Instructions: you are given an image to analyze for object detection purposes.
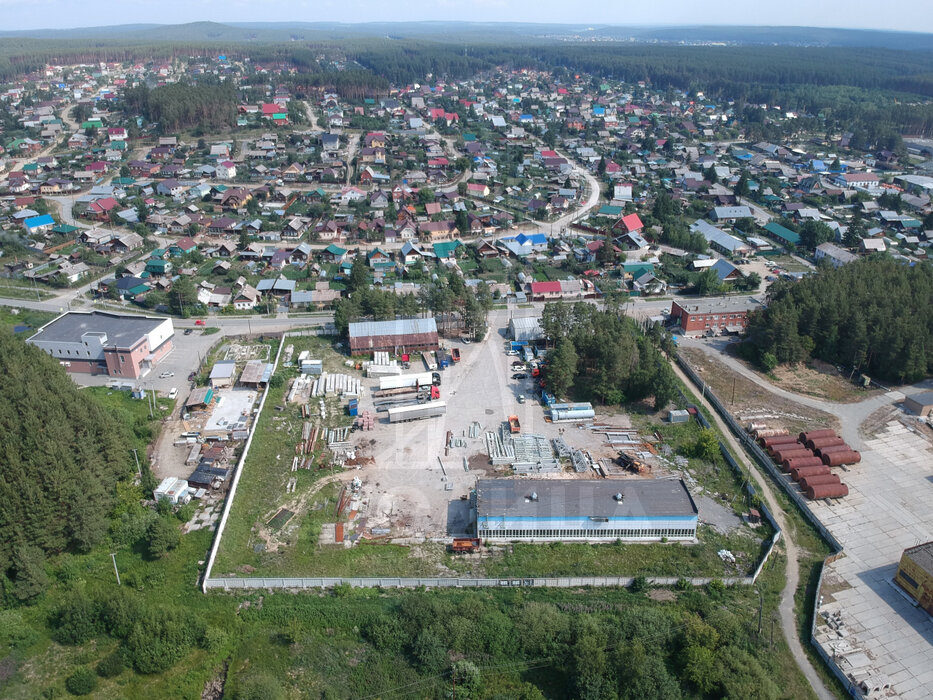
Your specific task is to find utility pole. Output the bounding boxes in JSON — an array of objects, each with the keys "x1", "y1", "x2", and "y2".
[
  {"x1": 132, "y1": 448, "x2": 141, "y2": 478},
  {"x1": 731, "y1": 377, "x2": 736, "y2": 406},
  {"x1": 756, "y1": 587, "x2": 763, "y2": 637},
  {"x1": 110, "y1": 552, "x2": 121, "y2": 585}
]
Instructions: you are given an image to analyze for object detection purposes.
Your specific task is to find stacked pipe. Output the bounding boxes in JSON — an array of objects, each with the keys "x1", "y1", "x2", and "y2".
[
  {"x1": 799, "y1": 473, "x2": 841, "y2": 490},
  {"x1": 807, "y1": 483, "x2": 849, "y2": 499},
  {"x1": 791, "y1": 465, "x2": 831, "y2": 482},
  {"x1": 782, "y1": 456, "x2": 823, "y2": 472},
  {"x1": 760, "y1": 434, "x2": 799, "y2": 450},
  {"x1": 821, "y1": 451, "x2": 862, "y2": 466}
]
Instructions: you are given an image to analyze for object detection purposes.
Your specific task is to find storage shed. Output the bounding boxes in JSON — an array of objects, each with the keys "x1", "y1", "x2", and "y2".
[
  {"x1": 904, "y1": 391, "x2": 933, "y2": 417},
  {"x1": 209, "y1": 360, "x2": 236, "y2": 388},
  {"x1": 508, "y1": 316, "x2": 544, "y2": 343}
]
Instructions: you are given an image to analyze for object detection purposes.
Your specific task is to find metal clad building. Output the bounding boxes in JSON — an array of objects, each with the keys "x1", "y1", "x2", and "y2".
[
  {"x1": 475, "y1": 478, "x2": 698, "y2": 541},
  {"x1": 509, "y1": 316, "x2": 544, "y2": 343},
  {"x1": 348, "y1": 318, "x2": 439, "y2": 355}
]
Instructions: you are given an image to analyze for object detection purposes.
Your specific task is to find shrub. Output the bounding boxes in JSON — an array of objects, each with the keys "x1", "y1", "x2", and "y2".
[
  {"x1": 630, "y1": 576, "x2": 650, "y2": 594},
  {"x1": 147, "y1": 517, "x2": 180, "y2": 558},
  {"x1": 64, "y1": 667, "x2": 97, "y2": 696},
  {"x1": 234, "y1": 674, "x2": 285, "y2": 700},
  {"x1": 51, "y1": 592, "x2": 100, "y2": 645},
  {"x1": 96, "y1": 650, "x2": 125, "y2": 678},
  {"x1": 125, "y1": 608, "x2": 196, "y2": 674}
]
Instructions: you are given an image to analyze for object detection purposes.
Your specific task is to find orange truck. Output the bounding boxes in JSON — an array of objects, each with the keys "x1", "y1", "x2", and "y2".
[
  {"x1": 508, "y1": 415, "x2": 521, "y2": 434},
  {"x1": 451, "y1": 348, "x2": 461, "y2": 363}
]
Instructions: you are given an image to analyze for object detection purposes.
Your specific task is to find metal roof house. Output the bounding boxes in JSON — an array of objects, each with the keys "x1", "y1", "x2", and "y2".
[
  {"x1": 348, "y1": 318, "x2": 439, "y2": 355},
  {"x1": 690, "y1": 219, "x2": 751, "y2": 255},
  {"x1": 475, "y1": 478, "x2": 698, "y2": 542}
]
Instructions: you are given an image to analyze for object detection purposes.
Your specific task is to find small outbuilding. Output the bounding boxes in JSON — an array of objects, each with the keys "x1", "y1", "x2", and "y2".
[
  {"x1": 209, "y1": 361, "x2": 236, "y2": 388},
  {"x1": 903, "y1": 391, "x2": 933, "y2": 417}
]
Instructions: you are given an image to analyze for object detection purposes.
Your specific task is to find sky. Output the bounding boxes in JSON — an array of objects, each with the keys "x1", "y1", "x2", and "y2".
[{"x1": 1, "y1": 0, "x2": 932, "y2": 34}]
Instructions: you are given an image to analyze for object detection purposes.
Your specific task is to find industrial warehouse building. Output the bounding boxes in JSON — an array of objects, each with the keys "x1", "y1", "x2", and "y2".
[
  {"x1": 895, "y1": 541, "x2": 933, "y2": 614},
  {"x1": 670, "y1": 297, "x2": 761, "y2": 336},
  {"x1": 475, "y1": 478, "x2": 698, "y2": 542},
  {"x1": 348, "y1": 318, "x2": 439, "y2": 355},
  {"x1": 27, "y1": 311, "x2": 174, "y2": 378},
  {"x1": 509, "y1": 316, "x2": 544, "y2": 343}
]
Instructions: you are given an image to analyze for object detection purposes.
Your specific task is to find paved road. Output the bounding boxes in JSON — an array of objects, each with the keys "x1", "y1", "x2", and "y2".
[{"x1": 670, "y1": 359, "x2": 836, "y2": 700}]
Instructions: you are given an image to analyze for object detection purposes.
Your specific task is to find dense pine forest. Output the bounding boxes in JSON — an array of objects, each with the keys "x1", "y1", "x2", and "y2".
[
  {"x1": 744, "y1": 258, "x2": 933, "y2": 384},
  {"x1": 0, "y1": 329, "x2": 138, "y2": 600},
  {"x1": 540, "y1": 302, "x2": 679, "y2": 409}
]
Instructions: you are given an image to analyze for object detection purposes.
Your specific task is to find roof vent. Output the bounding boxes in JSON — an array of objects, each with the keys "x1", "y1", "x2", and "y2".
[
  {"x1": 530, "y1": 492, "x2": 538, "y2": 502},
  {"x1": 614, "y1": 492, "x2": 624, "y2": 502}
]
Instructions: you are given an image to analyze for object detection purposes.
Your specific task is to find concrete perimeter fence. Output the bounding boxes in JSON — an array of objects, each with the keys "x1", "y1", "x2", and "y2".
[
  {"x1": 203, "y1": 575, "x2": 754, "y2": 591},
  {"x1": 198, "y1": 338, "x2": 779, "y2": 595},
  {"x1": 200, "y1": 333, "x2": 286, "y2": 593},
  {"x1": 675, "y1": 355, "x2": 856, "y2": 696}
]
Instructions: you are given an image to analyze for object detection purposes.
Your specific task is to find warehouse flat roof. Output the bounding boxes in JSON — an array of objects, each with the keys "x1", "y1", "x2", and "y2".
[
  {"x1": 672, "y1": 297, "x2": 761, "y2": 315},
  {"x1": 475, "y1": 478, "x2": 698, "y2": 519},
  {"x1": 28, "y1": 311, "x2": 167, "y2": 349}
]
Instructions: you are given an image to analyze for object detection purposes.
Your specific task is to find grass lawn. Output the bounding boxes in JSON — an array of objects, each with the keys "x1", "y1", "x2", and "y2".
[{"x1": 0, "y1": 307, "x2": 57, "y2": 336}]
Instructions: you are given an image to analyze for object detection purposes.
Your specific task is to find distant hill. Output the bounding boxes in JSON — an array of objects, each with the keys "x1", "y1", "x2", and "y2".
[{"x1": 0, "y1": 21, "x2": 932, "y2": 50}]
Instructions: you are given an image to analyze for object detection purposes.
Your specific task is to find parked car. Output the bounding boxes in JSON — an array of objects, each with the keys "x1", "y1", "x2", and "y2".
[
  {"x1": 168, "y1": 387, "x2": 178, "y2": 399},
  {"x1": 517, "y1": 394, "x2": 526, "y2": 403},
  {"x1": 184, "y1": 328, "x2": 193, "y2": 335},
  {"x1": 506, "y1": 349, "x2": 519, "y2": 356},
  {"x1": 511, "y1": 361, "x2": 525, "y2": 368},
  {"x1": 512, "y1": 372, "x2": 528, "y2": 379},
  {"x1": 159, "y1": 371, "x2": 174, "y2": 378},
  {"x1": 461, "y1": 337, "x2": 472, "y2": 344}
]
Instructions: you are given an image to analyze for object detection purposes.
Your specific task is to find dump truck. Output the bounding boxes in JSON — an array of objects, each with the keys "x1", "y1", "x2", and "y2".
[
  {"x1": 450, "y1": 538, "x2": 482, "y2": 553},
  {"x1": 387, "y1": 401, "x2": 447, "y2": 423},
  {"x1": 378, "y1": 372, "x2": 441, "y2": 391},
  {"x1": 423, "y1": 350, "x2": 438, "y2": 371},
  {"x1": 451, "y1": 348, "x2": 461, "y2": 363},
  {"x1": 508, "y1": 415, "x2": 521, "y2": 433}
]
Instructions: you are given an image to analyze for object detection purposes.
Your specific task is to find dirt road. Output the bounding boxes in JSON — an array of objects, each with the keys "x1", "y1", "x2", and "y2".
[{"x1": 671, "y1": 360, "x2": 835, "y2": 700}]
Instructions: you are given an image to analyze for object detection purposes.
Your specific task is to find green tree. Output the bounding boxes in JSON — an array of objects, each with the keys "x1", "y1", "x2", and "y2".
[
  {"x1": 798, "y1": 220, "x2": 834, "y2": 251},
  {"x1": 548, "y1": 338, "x2": 578, "y2": 399},
  {"x1": 11, "y1": 543, "x2": 49, "y2": 602},
  {"x1": 168, "y1": 277, "x2": 197, "y2": 317},
  {"x1": 147, "y1": 517, "x2": 180, "y2": 558},
  {"x1": 597, "y1": 155, "x2": 606, "y2": 176},
  {"x1": 691, "y1": 429, "x2": 720, "y2": 461}
]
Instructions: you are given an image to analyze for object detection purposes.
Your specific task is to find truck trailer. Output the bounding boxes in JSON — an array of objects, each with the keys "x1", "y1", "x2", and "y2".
[
  {"x1": 378, "y1": 372, "x2": 441, "y2": 391},
  {"x1": 387, "y1": 401, "x2": 447, "y2": 423},
  {"x1": 423, "y1": 351, "x2": 439, "y2": 371}
]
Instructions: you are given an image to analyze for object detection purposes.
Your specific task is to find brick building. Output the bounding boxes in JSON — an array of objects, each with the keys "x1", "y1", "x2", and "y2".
[
  {"x1": 348, "y1": 318, "x2": 439, "y2": 356},
  {"x1": 28, "y1": 311, "x2": 174, "y2": 378},
  {"x1": 670, "y1": 298, "x2": 761, "y2": 336}
]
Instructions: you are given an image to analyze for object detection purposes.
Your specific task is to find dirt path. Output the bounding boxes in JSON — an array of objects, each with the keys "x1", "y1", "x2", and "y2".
[{"x1": 671, "y1": 361, "x2": 835, "y2": 700}]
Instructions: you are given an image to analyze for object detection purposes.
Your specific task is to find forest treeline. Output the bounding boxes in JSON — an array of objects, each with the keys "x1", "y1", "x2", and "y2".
[
  {"x1": 121, "y1": 82, "x2": 237, "y2": 132},
  {"x1": 744, "y1": 257, "x2": 933, "y2": 383},
  {"x1": 0, "y1": 329, "x2": 137, "y2": 601},
  {"x1": 540, "y1": 302, "x2": 678, "y2": 409}
]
